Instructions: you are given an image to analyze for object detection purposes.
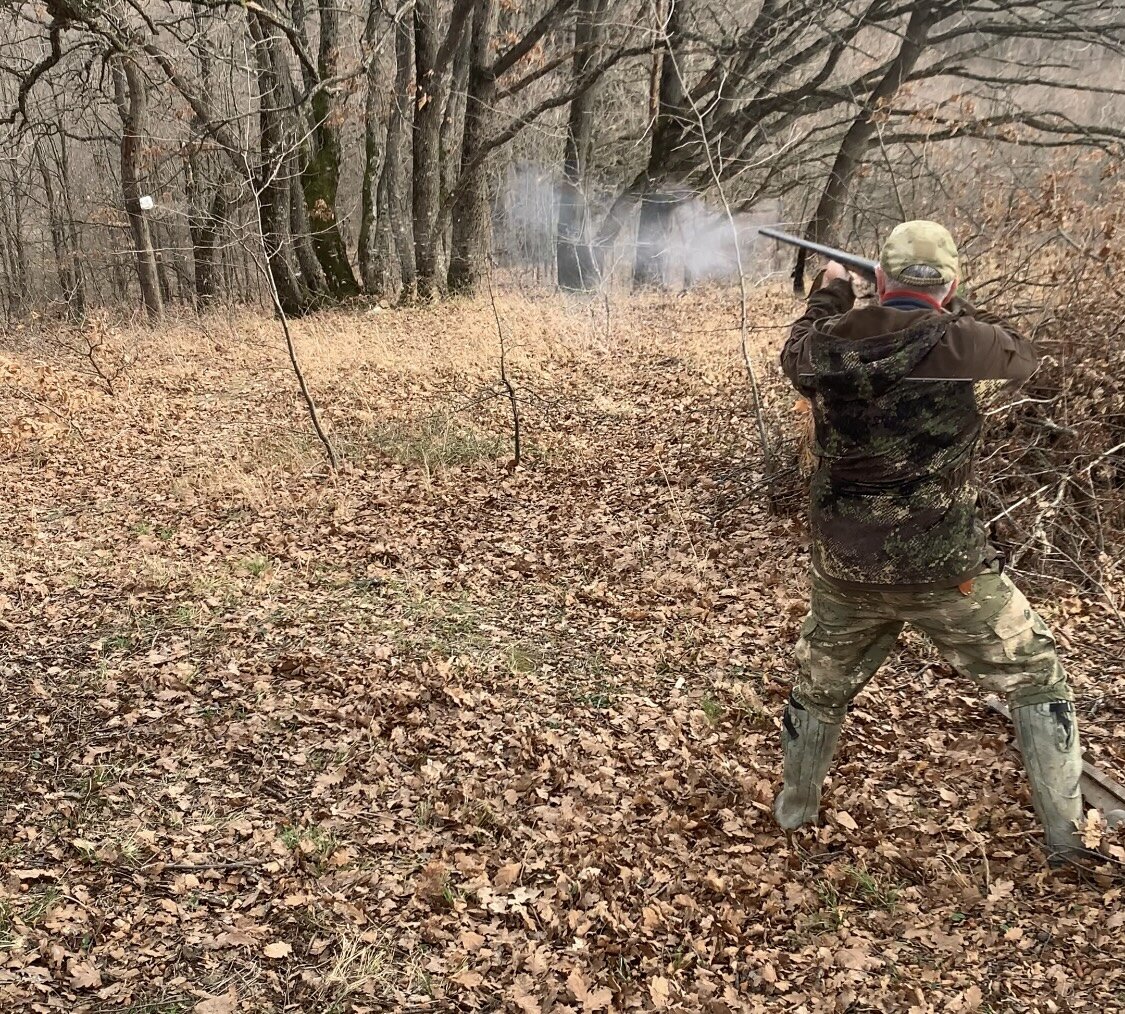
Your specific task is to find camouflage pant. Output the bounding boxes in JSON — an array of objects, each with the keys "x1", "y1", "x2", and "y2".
[{"x1": 793, "y1": 568, "x2": 1072, "y2": 723}]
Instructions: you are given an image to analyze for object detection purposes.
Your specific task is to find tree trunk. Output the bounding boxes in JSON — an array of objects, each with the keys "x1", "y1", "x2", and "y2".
[
  {"x1": 36, "y1": 142, "x2": 85, "y2": 318},
  {"x1": 290, "y1": 0, "x2": 319, "y2": 96},
  {"x1": 111, "y1": 57, "x2": 163, "y2": 321},
  {"x1": 634, "y1": 192, "x2": 678, "y2": 287},
  {"x1": 59, "y1": 133, "x2": 87, "y2": 317},
  {"x1": 8, "y1": 158, "x2": 32, "y2": 312},
  {"x1": 188, "y1": 0, "x2": 223, "y2": 308},
  {"x1": 13, "y1": 189, "x2": 30, "y2": 307},
  {"x1": 187, "y1": 137, "x2": 226, "y2": 308},
  {"x1": 447, "y1": 0, "x2": 498, "y2": 295},
  {"x1": 411, "y1": 0, "x2": 474, "y2": 300},
  {"x1": 557, "y1": 0, "x2": 605, "y2": 292},
  {"x1": 440, "y1": 26, "x2": 473, "y2": 277},
  {"x1": 191, "y1": 186, "x2": 225, "y2": 306},
  {"x1": 412, "y1": 0, "x2": 444, "y2": 299},
  {"x1": 248, "y1": 10, "x2": 311, "y2": 316},
  {"x1": 797, "y1": 8, "x2": 932, "y2": 286},
  {"x1": 372, "y1": 167, "x2": 398, "y2": 297},
  {"x1": 303, "y1": 0, "x2": 361, "y2": 298},
  {"x1": 290, "y1": 162, "x2": 330, "y2": 296},
  {"x1": 358, "y1": 1, "x2": 394, "y2": 296},
  {"x1": 632, "y1": 0, "x2": 686, "y2": 289},
  {"x1": 0, "y1": 231, "x2": 15, "y2": 324},
  {"x1": 154, "y1": 221, "x2": 174, "y2": 303},
  {"x1": 0, "y1": 160, "x2": 29, "y2": 318},
  {"x1": 263, "y1": 20, "x2": 330, "y2": 301},
  {"x1": 385, "y1": 15, "x2": 416, "y2": 301}
]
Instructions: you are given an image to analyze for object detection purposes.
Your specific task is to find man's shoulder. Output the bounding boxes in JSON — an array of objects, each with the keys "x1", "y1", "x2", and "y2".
[
  {"x1": 914, "y1": 313, "x2": 1034, "y2": 382},
  {"x1": 825, "y1": 304, "x2": 1031, "y2": 382},
  {"x1": 827, "y1": 304, "x2": 937, "y2": 341}
]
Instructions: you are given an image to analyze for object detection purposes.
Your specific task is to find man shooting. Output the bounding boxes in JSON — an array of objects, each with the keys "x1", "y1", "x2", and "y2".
[{"x1": 775, "y1": 220, "x2": 1084, "y2": 863}]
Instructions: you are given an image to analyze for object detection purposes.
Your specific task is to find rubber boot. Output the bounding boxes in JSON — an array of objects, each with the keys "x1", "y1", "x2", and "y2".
[
  {"x1": 1011, "y1": 701, "x2": 1084, "y2": 862},
  {"x1": 774, "y1": 695, "x2": 844, "y2": 829}
]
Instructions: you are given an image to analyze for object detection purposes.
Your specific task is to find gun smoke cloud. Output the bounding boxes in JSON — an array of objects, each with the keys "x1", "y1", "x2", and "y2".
[{"x1": 496, "y1": 164, "x2": 787, "y2": 287}]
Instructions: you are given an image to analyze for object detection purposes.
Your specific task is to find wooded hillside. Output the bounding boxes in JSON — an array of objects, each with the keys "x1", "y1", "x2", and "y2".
[{"x1": 1, "y1": 0, "x2": 1124, "y2": 316}]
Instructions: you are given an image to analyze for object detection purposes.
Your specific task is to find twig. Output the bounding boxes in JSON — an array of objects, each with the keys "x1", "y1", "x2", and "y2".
[
  {"x1": 152, "y1": 859, "x2": 266, "y2": 873},
  {"x1": 990, "y1": 441, "x2": 1125, "y2": 526},
  {"x1": 9, "y1": 391, "x2": 85, "y2": 440},
  {"x1": 278, "y1": 298, "x2": 340, "y2": 472},
  {"x1": 660, "y1": 9, "x2": 773, "y2": 483},
  {"x1": 487, "y1": 274, "x2": 521, "y2": 467},
  {"x1": 241, "y1": 163, "x2": 339, "y2": 472},
  {"x1": 656, "y1": 455, "x2": 700, "y2": 566}
]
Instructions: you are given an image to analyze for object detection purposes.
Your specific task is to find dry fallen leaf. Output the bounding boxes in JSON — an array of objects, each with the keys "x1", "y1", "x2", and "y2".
[
  {"x1": 194, "y1": 989, "x2": 239, "y2": 1014},
  {"x1": 494, "y1": 861, "x2": 522, "y2": 890},
  {"x1": 1082, "y1": 809, "x2": 1105, "y2": 849},
  {"x1": 509, "y1": 980, "x2": 541, "y2": 1014},
  {"x1": 835, "y1": 947, "x2": 876, "y2": 971},
  {"x1": 583, "y1": 987, "x2": 613, "y2": 1012},
  {"x1": 4, "y1": 284, "x2": 1124, "y2": 1014},
  {"x1": 460, "y1": 929, "x2": 487, "y2": 952},
  {"x1": 67, "y1": 959, "x2": 102, "y2": 989},
  {"x1": 567, "y1": 968, "x2": 588, "y2": 1002}
]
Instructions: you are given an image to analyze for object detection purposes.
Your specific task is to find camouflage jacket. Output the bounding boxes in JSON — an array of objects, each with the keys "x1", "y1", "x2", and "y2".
[{"x1": 781, "y1": 279, "x2": 1037, "y2": 589}]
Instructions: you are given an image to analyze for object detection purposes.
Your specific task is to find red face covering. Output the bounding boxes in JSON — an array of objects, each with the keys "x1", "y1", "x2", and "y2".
[
  {"x1": 879, "y1": 288, "x2": 946, "y2": 311},
  {"x1": 876, "y1": 267, "x2": 953, "y2": 312}
]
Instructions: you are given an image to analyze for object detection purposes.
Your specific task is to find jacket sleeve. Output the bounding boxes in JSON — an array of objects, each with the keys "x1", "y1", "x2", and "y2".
[
  {"x1": 944, "y1": 296, "x2": 1038, "y2": 385},
  {"x1": 937, "y1": 298, "x2": 1039, "y2": 415},
  {"x1": 780, "y1": 278, "x2": 855, "y2": 390}
]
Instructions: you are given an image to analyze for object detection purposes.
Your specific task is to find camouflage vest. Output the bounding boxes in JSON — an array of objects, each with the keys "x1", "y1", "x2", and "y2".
[{"x1": 803, "y1": 316, "x2": 988, "y2": 587}]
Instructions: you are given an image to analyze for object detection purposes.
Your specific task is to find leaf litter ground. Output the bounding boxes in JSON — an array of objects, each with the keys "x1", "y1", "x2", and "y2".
[{"x1": 2, "y1": 290, "x2": 1123, "y2": 1013}]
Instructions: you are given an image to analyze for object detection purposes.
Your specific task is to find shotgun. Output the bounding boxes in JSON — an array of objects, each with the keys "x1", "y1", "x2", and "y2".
[{"x1": 758, "y1": 227, "x2": 878, "y2": 294}]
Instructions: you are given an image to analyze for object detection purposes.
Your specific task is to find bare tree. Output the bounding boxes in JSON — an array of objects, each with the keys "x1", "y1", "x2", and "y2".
[
  {"x1": 556, "y1": 0, "x2": 606, "y2": 292},
  {"x1": 446, "y1": 0, "x2": 499, "y2": 295},
  {"x1": 411, "y1": 0, "x2": 476, "y2": 299},
  {"x1": 358, "y1": 1, "x2": 394, "y2": 296},
  {"x1": 35, "y1": 138, "x2": 86, "y2": 318},
  {"x1": 111, "y1": 55, "x2": 163, "y2": 320},
  {"x1": 303, "y1": 0, "x2": 362, "y2": 299}
]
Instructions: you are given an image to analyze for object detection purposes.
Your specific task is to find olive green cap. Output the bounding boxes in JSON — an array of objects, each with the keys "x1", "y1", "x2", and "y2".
[{"x1": 879, "y1": 220, "x2": 959, "y2": 285}]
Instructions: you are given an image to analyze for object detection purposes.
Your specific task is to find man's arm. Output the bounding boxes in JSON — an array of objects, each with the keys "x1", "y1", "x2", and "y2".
[
  {"x1": 948, "y1": 293, "x2": 1024, "y2": 333},
  {"x1": 944, "y1": 296, "x2": 1038, "y2": 385},
  {"x1": 781, "y1": 275, "x2": 856, "y2": 389}
]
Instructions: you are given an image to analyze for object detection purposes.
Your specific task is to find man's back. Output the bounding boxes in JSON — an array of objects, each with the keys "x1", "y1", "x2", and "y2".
[{"x1": 781, "y1": 278, "x2": 1037, "y2": 589}]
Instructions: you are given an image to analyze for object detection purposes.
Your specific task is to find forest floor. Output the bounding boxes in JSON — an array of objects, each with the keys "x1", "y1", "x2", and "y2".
[{"x1": 2, "y1": 289, "x2": 1124, "y2": 1014}]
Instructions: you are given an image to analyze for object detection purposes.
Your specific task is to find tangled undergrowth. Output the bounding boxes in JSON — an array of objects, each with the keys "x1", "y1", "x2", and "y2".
[{"x1": 1, "y1": 286, "x2": 1123, "y2": 1013}]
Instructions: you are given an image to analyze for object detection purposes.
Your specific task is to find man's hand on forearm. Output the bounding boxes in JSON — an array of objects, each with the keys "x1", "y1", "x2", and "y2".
[
  {"x1": 784, "y1": 268, "x2": 856, "y2": 387},
  {"x1": 807, "y1": 276, "x2": 856, "y2": 313},
  {"x1": 822, "y1": 260, "x2": 850, "y2": 285}
]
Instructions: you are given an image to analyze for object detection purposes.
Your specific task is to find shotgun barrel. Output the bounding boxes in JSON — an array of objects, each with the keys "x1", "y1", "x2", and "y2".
[{"x1": 758, "y1": 227, "x2": 879, "y2": 280}]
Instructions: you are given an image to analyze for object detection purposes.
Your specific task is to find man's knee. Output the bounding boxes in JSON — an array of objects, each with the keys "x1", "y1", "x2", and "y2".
[
  {"x1": 932, "y1": 575, "x2": 1073, "y2": 704},
  {"x1": 974, "y1": 612, "x2": 1071, "y2": 703},
  {"x1": 793, "y1": 627, "x2": 857, "y2": 722},
  {"x1": 791, "y1": 686, "x2": 851, "y2": 724},
  {"x1": 1004, "y1": 656, "x2": 1073, "y2": 708}
]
